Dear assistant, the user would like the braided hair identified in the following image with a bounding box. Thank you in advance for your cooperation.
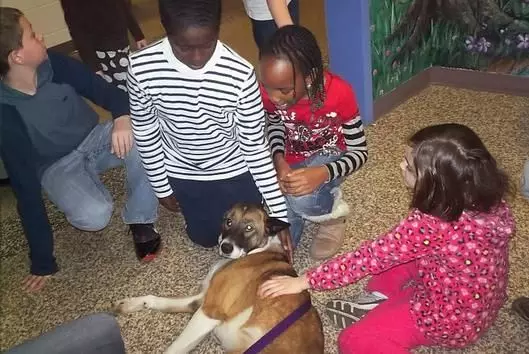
[158,0,222,35]
[260,25,325,111]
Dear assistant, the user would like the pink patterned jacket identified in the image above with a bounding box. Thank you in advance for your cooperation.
[307,202,515,348]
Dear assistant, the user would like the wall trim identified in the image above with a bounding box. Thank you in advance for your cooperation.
[52,39,527,123]
[374,66,529,120]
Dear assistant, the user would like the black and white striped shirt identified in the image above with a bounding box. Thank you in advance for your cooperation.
[127,38,287,219]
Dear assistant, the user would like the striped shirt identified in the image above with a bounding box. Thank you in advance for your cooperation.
[127,38,287,219]
[261,71,368,180]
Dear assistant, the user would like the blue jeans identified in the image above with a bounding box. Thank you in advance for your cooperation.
[5,313,125,354]
[41,121,158,231]
[251,0,300,49]
[522,160,529,200]
[286,151,343,246]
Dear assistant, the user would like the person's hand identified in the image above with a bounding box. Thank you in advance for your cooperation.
[282,166,329,196]
[158,195,180,212]
[259,274,310,298]
[136,39,148,49]
[111,115,134,159]
[22,274,51,292]
[278,228,293,264]
[273,154,291,193]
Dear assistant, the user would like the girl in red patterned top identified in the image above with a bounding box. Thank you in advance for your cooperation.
[259,25,368,260]
[260,123,514,353]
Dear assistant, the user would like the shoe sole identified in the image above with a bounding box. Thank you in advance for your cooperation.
[325,299,385,330]
[136,237,162,262]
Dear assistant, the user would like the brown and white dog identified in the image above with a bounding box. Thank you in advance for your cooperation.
[112,203,324,354]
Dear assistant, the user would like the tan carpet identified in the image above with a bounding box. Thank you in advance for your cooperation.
[1,86,528,353]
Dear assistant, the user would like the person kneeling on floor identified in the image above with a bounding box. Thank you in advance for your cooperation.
[0,7,161,292]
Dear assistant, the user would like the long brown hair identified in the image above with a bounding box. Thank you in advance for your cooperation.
[409,123,508,221]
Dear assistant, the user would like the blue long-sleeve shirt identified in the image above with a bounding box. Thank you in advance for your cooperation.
[0,51,129,275]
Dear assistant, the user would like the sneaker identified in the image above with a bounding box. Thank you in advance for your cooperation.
[512,297,529,323]
[129,223,161,262]
[310,216,347,260]
[325,292,388,329]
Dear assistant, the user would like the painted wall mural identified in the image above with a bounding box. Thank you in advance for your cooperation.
[370,0,529,99]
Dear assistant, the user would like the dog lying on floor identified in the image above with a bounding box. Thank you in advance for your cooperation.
[112,203,324,354]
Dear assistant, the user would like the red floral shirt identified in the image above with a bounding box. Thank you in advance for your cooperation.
[307,202,514,348]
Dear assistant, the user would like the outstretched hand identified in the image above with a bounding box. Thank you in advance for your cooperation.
[22,274,52,292]
[259,274,310,298]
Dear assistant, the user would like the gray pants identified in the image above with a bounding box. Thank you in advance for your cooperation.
[5,313,125,354]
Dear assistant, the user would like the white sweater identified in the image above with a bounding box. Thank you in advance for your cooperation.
[127,38,287,219]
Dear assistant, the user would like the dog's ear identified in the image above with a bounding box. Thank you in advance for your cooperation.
[265,218,290,235]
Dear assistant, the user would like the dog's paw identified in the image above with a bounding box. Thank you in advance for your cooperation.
[112,296,150,314]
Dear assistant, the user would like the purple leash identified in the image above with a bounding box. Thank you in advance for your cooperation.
[243,300,312,354]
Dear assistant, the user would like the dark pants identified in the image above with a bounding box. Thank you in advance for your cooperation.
[251,0,300,50]
[169,172,262,247]
[5,313,125,354]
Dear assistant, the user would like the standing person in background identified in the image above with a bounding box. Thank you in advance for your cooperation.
[243,0,300,50]
[60,0,148,91]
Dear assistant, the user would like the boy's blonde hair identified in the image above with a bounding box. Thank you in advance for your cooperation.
[0,7,24,79]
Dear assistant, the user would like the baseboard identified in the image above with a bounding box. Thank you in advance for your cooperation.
[51,40,527,122]
[374,66,529,120]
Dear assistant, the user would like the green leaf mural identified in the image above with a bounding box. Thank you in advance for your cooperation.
[370,0,529,99]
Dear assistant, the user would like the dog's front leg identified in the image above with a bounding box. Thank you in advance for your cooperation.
[164,306,220,354]
[113,293,203,314]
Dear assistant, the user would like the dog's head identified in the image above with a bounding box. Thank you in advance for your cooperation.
[218,203,290,259]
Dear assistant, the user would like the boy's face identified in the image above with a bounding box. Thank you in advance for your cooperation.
[11,16,47,70]
[168,25,218,70]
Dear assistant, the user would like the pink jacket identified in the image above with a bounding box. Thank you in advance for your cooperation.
[307,202,515,348]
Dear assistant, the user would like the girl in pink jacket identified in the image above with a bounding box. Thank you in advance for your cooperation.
[260,123,515,353]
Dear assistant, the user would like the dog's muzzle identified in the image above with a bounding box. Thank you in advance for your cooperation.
[218,235,246,259]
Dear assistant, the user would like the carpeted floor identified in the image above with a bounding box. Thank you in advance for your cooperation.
[1,0,529,352]
[1,85,528,354]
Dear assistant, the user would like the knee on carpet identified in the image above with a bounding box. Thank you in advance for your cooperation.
[67,200,113,232]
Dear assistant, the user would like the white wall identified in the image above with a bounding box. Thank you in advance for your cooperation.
[3,0,71,47]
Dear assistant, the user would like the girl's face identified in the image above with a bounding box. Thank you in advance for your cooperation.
[400,146,417,189]
[259,55,307,110]
[169,25,218,70]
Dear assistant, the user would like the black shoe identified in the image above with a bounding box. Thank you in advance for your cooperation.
[129,223,161,262]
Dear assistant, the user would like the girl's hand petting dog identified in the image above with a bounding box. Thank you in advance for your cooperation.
[259,274,310,298]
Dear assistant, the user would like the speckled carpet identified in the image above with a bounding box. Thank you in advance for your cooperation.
[1,86,528,353]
